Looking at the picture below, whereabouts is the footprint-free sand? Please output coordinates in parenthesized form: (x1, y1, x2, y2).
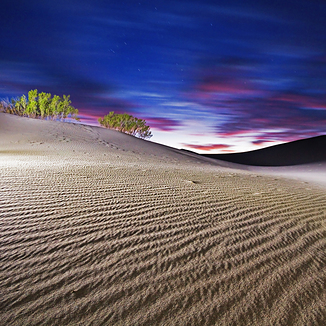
(1, 113, 326, 325)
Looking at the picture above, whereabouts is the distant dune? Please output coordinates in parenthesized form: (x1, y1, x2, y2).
(202, 135, 326, 166)
(1, 113, 326, 326)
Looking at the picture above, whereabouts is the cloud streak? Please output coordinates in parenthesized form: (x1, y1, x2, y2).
(146, 117, 183, 132)
(183, 143, 232, 151)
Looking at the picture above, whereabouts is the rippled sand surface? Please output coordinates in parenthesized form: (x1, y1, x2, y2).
(1, 113, 326, 325)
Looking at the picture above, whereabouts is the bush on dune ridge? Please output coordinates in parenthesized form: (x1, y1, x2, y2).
(0, 89, 79, 121)
(98, 112, 152, 139)
(0, 90, 153, 139)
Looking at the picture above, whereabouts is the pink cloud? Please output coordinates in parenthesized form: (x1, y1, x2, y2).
(252, 140, 274, 146)
(183, 143, 232, 151)
(146, 117, 182, 131)
(198, 81, 262, 97)
(219, 130, 256, 137)
(273, 94, 326, 110)
(220, 149, 235, 153)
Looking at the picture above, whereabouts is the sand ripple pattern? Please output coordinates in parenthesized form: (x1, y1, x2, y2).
(1, 114, 326, 325)
(1, 160, 326, 326)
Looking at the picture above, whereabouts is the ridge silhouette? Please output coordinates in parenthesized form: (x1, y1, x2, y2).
(201, 135, 326, 166)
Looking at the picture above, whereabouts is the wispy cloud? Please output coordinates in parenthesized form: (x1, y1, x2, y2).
(183, 143, 232, 151)
(146, 117, 183, 132)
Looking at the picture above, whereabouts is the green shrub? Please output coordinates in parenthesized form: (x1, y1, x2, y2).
(1, 89, 79, 121)
(98, 111, 152, 139)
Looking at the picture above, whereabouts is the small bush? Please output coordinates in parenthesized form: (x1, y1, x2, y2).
(1, 89, 79, 121)
(98, 112, 152, 139)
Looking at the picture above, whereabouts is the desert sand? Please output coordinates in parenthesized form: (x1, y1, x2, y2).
(1, 112, 326, 325)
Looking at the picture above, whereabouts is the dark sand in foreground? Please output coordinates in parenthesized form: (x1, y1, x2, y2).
(1, 113, 326, 325)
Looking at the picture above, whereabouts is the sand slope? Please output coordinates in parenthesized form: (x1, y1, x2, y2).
(1, 113, 326, 325)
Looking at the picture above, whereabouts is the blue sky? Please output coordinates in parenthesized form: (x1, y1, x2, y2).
(1, 0, 326, 153)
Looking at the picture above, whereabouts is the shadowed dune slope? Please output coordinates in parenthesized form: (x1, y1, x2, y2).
(202, 135, 326, 166)
(1, 113, 326, 326)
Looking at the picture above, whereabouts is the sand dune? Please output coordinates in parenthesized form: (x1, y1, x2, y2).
(1, 113, 326, 325)
(200, 136, 326, 188)
(202, 135, 326, 166)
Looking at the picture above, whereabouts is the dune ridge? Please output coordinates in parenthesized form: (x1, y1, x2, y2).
(202, 135, 326, 166)
(1, 113, 326, 325)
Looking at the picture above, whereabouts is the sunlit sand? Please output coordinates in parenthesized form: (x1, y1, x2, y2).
(1, 113, 326, 325)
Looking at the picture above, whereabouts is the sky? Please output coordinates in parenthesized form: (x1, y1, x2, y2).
(1, 0, 326, 153)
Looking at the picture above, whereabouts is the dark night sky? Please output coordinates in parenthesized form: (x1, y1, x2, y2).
(1, 0, 326, 153)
